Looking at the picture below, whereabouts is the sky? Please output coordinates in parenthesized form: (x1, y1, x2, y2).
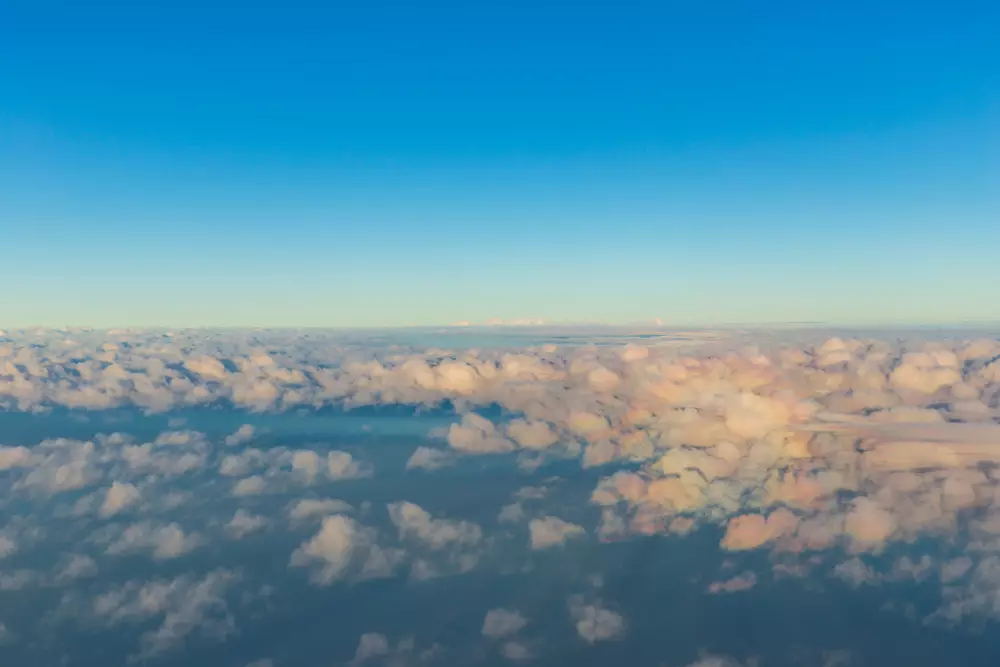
(1, 0, 998, 328)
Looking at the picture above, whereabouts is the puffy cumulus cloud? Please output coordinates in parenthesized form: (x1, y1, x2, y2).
(501, 640, 533, 662)
(233, 475, 268, 496)
(0, 446, 31, 470)
(708, 571, 757, 594)
(99, 481, 140, 518)
(327, 451, 373, 481)
(447, 413, 515, 454)
(506, 419, 559, 450)
(225, 510, 269, 539)
(349, 632, 442, 666)
(530, 516, 585, 549)
(482, 608, 528, 638)
(106, 522, 203, 560)
(53, 554, 98, 584)
(388, 502, 482, 550)
(88, 569, 239, 661)
(290, 514, 402, 585)
(843, 498, 897, 551)
(721, 510, 799, 551)
(406, 446, 454, 471)
(288, 498, 353, 521)
(225, 424, 256, 447)
(291, 449, 322, 480)
(833, 558, 880, 588)
(352, 632, 390, 663)
(568, 597, 626, 643)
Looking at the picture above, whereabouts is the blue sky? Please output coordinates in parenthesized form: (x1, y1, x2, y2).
(2, 0, 997, 328)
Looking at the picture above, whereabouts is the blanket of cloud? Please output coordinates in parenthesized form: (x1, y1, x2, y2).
(3, 325, 1000, 666)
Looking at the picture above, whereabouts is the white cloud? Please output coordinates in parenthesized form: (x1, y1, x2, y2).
(0, 446, 31, 470)
(225, 424, 256, 447)
(53, 554, 98, 584)
(106, 522, 203, 560)
(482, 608, 528, 638)
(327, 451, 372, 481)
(90, 569, 239, 660)
(225, 510, 269, 539)
(388, 501, 482, 550)
(233, 475, 268, 496)
(290, 515, 398, 585)
(406, 446, 454, 471)
(288, 498, 353, 521)
(568, 598, 625, 643)
(99, 481, 140, 518)
(529, 517, 585, 550)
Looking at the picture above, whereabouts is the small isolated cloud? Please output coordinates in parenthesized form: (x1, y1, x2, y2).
(245, 660, 273, 667)
(288, 498, 353, 521)
(482, 608, 528, 638)
(106, 522, 203, 560)
(290, 515, 363, 585)
(708, 571, 757, 594)
(406, 447, 454, 471)
(529, 517, 585, 550)
(225, 424, 256, 447)
(502, 641, 533, 661)
(327, 451, 373, 481)
(226, 510, 269, 539)
(99, 481, 140, 518)
(233, 475, 267, 496)
(290, 514, 400, 585)
(498, 502, 525, 524)
(388, 502, 482, 550)
(53, 554, 98, 584)
(352, 632, 390, 663)
(833, 557, 880, 588)
(568, 598, 625, 643)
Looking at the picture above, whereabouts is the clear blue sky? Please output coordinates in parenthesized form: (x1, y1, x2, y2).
(2, 1, 997, 328)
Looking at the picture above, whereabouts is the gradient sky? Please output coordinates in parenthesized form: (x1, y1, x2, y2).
(2, 0, 998, 328)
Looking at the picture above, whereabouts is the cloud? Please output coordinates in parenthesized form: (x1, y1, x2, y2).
(233, 475, 268, 496)
(352, 632, 390, 663)
(447, 414, 515, 454)
(388, 502, 482, 550)
(529, 517, 585, 550)
(327, 451, 373, 480)
(106, 522, 203, 560)
(0, 446, 31, 470)
(225, 510, 269, 539)
(53, 554, 98, 583)
(568, 598, 626, 643)
(288, 498, 353, 520)
(482, 608, 528, 638)
(708, 571, 757, 594)
(290, 514, 400, 585)
(225, 424, 256, 447)
(99, 481, 140, 518)
(501, 640, 533, 661)
(406, 446, 454, 471)
(290, 515, 365, 584)
(90, 569, 239, 660)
